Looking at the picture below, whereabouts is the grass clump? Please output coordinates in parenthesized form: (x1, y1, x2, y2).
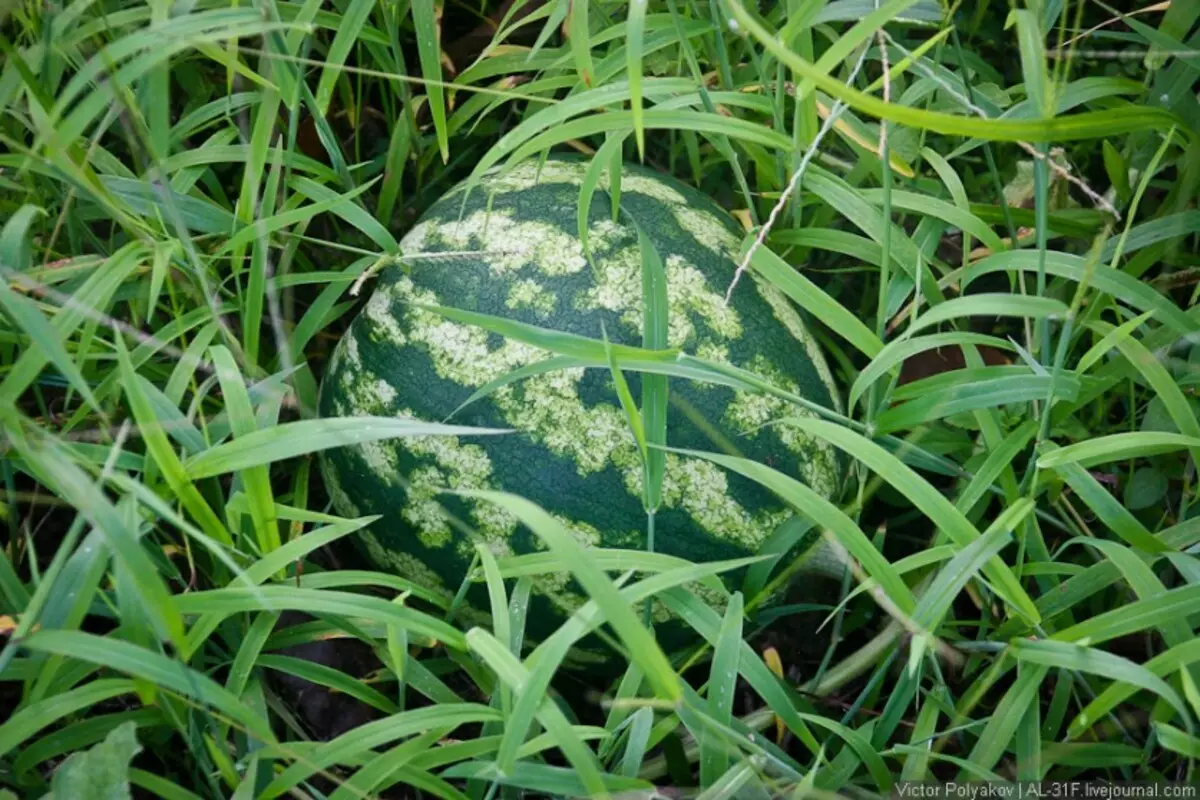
(1, 0, 1199, 796)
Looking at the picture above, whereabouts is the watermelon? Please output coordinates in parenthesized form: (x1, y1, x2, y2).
(318, 156, 845, 657)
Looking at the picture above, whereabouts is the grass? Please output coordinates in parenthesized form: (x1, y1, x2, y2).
(1, 0, 1199, 796)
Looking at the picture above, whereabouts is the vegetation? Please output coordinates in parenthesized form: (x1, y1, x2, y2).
(0, 0, 1198, 796)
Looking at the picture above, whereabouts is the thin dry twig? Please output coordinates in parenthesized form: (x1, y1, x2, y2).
(883, 32, 1120, 219)
(724, 44, 872, 304)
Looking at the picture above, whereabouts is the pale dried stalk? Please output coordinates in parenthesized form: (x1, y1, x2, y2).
(724, 44, 872, 304)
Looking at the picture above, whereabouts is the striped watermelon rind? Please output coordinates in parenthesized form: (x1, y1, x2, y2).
(318, 156, 844, 655)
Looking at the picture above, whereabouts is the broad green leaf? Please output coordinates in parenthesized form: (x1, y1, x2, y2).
(45, 720, 141, 800)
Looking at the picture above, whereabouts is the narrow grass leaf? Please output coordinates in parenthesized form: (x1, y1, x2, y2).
(1038, 432, 1200, 469)
(701, 591, 742, 787)
(743, 240, 883, 359)
(770, 418, 1039, 622)
(464, 490, 681, 700)
(184, 417, 507, 479)
(313, 0, 377, 115)
(259, 704, 501, 798)
(412, 0, 449, 162)
(467, 628, 609, 796)
(0, 680, 137, 759)
(850, 334, 1015, 410)
(20, 632, 274, 742)
(172, 586, 466, 649)
(1012, 639, 1191, 732)
(626, 0, 647, 157)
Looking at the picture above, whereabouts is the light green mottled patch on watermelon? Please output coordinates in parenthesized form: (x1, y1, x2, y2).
(364, 286, 409, 346)
(495, 369, 634, 477)
(465, 159, 589, 193)
(405, 210, 589, 277)
(362, 533, 451, 595)
(401, 466, 457, 548)
(693, 340, 731, 377)
(646, 579, 731, 624)
(573, 248, 742, 347)
(358, 437, 401, 478)
(673, 207, 742, 260)
(656, 453, 792, 550)
(396, 423, 519, 550)
(506, 279, 556, 316)
(606, 171, 688, 206)
(385, 276, 550, 386)
(550, 514, 605, 548)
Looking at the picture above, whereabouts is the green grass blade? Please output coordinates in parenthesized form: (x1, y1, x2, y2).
(670, 447, 917, 614)
(626, 0, 647, 158)
(20, 631, 274, 742)
(183, 417, 508, 479)
(313, 0, 377, 116)
(700, 591, 742, 787)
(770, 418, 1040, 622)
(742, 239, 883, 359)
(464, 490, 681, 701)
(412, 0, 449, 162)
